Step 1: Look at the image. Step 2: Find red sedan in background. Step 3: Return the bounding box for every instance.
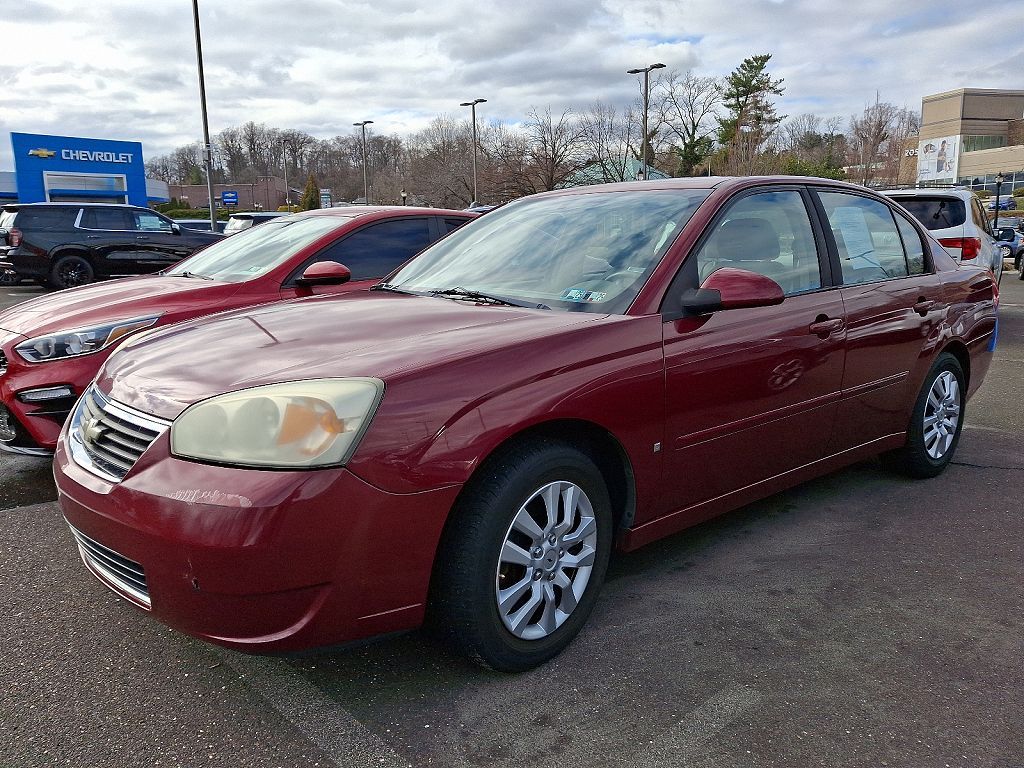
[0,206,475,453]
[53,177,997,671]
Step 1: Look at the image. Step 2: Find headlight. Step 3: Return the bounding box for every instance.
[15,316,160,362]
[170,378,384,469]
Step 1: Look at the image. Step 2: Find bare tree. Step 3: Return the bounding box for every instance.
[848,95,899,186]
[524,107,587,192]
[656,69,721,176]
[576,101,638,183]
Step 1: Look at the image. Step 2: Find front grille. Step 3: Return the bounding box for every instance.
[68,523,150,608]
[69,386,170,482]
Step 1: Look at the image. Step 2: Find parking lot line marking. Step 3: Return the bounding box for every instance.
[217,650,409,768]
[628,683,762,767]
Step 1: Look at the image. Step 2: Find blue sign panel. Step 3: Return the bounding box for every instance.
[221,190,238,205]
[11,132,147,206]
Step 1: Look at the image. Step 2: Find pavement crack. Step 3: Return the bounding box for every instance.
[950,460,1023,470]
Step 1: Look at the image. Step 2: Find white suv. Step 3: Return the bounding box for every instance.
[881,189,1001,280]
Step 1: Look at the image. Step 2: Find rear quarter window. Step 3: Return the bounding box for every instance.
[891,197,966,231]
[4,207,77,229]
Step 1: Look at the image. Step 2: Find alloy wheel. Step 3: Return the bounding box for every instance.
[495,480,598,641]
[923,370,960,459]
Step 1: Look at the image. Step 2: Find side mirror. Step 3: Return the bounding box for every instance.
[296,261,352,288]
[171,222,181,235]
[681,267,785,314]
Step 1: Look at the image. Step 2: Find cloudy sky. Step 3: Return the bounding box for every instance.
[1,0,1022,169]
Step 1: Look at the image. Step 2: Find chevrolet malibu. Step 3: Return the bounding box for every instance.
[0,206,474,454]
[54,177,997,671]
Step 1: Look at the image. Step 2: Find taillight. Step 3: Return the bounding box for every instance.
[8,228,21,247]
[938,236,980,260]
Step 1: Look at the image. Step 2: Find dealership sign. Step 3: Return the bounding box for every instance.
[11,132,147,206]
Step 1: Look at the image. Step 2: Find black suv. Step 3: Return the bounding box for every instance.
[0,203,223,290]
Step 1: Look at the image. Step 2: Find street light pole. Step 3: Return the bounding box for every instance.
[354,120,373,203]
[282,137,292,211]
[459,98,487,205]
[626,63,665,180]
[190,0,217,230]
[994,172,1005,232]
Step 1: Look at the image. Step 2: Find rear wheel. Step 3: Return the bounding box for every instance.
[50,255,94,290]
[882,353,965,478]
[431,440,613,671]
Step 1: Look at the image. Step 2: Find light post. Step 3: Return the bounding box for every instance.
[282,137,292,211]
[459,98,486,205]
[190,0,217,230]
[994,172,1005,232]
[354,120,373,203]
[626,63,665,180]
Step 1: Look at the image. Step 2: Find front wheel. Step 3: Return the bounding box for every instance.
[882,353,965,478]
[431,440,613,671]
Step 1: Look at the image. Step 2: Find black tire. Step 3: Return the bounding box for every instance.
[881,352,965,479]
[430,439,613,672]
[50,254,94,290]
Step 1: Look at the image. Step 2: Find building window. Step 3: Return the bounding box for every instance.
[962,135,1008,153]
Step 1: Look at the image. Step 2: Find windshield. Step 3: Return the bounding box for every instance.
[167,215,352,283]
[388,188,710,314]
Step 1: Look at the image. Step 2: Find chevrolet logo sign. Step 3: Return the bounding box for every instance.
[28,148,56,158]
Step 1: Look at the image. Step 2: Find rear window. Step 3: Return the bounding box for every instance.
[890,197,966,231]
[1,207,76,229]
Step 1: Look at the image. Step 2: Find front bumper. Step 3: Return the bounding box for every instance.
[54,430,461,651]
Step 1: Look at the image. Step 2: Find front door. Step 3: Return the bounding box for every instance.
[660,188,846,519]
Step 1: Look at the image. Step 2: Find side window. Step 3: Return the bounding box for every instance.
[971,199,990,234]
[443,217,470,234]
[818,192,909,285]
[314,218,431,281]
[134,211,173,232]
[82,208,132,231]
[694,190,821,296]
[894,212,926,275]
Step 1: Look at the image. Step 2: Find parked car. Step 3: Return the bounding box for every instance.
[223,211,286,235]
[54,177,997,671]
[0,260,15,286]
[985,194,1017,211]
[881,189,1002,280]
[173,218,227,233]
[0,203,224,290]
[994,226,1024,271]
[0,206,475,454]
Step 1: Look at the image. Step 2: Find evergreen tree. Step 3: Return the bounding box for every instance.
[300,174,320,211]
[718,54,785,174]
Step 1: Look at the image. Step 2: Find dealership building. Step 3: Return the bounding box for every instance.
[901,88,1024,193]
[0,132,169,206]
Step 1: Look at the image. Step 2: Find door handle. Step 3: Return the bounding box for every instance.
[85,235,101,239]
[808,317,844,337]
[913,298,935,316]
[136,236,150,241]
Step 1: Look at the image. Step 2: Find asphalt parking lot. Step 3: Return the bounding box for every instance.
[1,278,1022,767]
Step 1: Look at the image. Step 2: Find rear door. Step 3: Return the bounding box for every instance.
[812,188,945,452]
[129,209,193,271]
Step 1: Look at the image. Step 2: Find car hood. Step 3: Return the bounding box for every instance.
[98,292,604,420]
[0,276,238,338]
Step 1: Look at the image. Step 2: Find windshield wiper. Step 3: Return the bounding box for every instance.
[370,282,416,294]
[430,286,550,310]
[171,271,214,280]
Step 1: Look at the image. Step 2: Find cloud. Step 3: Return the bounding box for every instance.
[0,0,1022,169]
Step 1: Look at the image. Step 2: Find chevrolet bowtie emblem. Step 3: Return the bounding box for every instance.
[83,417,105,443]
[28,148,56,158]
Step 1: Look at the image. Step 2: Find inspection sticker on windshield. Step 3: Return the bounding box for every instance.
[561,288,607,303]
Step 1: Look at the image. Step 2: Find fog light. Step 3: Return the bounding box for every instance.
[16,385,76,403]
[0,406,16,442]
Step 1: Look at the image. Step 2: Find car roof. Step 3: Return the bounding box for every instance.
[297,205,476,218]
[880,188,975,201]
[0,201,145,208]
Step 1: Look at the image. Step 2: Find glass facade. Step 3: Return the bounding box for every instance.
[957,170,1024,194]
[962,135,1008,153]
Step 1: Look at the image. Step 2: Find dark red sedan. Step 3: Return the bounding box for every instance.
[0,207,474,453]
[53,178,997,671]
